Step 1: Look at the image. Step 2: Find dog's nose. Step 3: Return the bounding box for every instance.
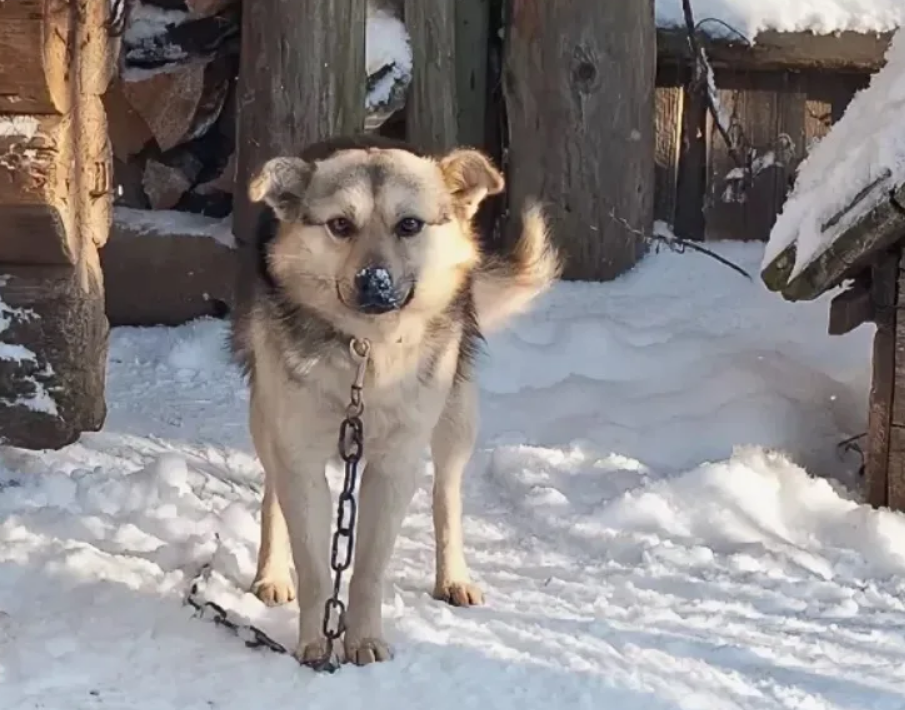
[355,266,398,314]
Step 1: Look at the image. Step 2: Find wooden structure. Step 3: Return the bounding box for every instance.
[655,29,891,243]
[503,0,655,281]
[763,178,905,512]
[0,0,117,449]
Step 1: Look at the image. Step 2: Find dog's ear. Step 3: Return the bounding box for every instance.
[439,149,505,220]
[248,157,314,222]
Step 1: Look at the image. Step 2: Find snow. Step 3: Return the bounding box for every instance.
[3,241,903,709]
[366,6,412,112]
[0,297,57,417]
[114,206,235,249]
[762,28,905,278]
[656,0,905,38]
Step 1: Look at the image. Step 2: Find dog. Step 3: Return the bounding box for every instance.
[230,134,561,666]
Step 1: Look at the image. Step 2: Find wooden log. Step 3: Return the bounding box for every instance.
[76,0,122,97]
[0,254,108,449]
[886,249,905,512]
[657,29,892,73]
[0,0,73,114]
[103,78,156,161]
[865,250,897,509]
[122,4,239,73]
[76,94,114,250]
[455,0,488,149]
[405,0,458,152]
[121,63,208,152]
[0,114,77,264]
[232,0,367,244]
[101,206,236,326]
[503,0,655,280]
[143,159,195,210]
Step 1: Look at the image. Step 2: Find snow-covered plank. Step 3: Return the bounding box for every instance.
[657,28,892,72]
[655,0,904,38]
[761,28,905,299]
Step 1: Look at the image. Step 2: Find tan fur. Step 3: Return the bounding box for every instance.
[237,140,560,666]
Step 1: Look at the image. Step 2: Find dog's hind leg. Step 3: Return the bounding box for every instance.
[430,379,483,607]
[249,395,296,606]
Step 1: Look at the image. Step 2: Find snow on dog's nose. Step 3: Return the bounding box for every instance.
[355,266,400,314]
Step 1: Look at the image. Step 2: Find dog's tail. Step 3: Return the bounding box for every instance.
[473,201,562,333]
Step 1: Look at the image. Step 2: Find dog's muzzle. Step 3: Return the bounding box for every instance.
[354,266,411,314]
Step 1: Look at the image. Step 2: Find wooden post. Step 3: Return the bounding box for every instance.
[0,0,116,449]
[455,0,489,149]
[404,0,458,153]
[232,0,367,244]
[503,0,656,280]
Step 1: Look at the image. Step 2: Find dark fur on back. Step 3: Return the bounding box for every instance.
[229,133,483,388]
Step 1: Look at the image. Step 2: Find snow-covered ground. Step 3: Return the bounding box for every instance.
[656,0,904,38]
[3,242,905,710]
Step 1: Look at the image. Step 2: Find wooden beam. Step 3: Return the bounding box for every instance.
[232,0,367,243]
[762,181,905,301]
[828,279,874,336]
[503,0,655,280]
[0,0,73,114]
[865,251,897,509]
[405,0,458,152]
[657,28,892,73]
[455,0,489,149]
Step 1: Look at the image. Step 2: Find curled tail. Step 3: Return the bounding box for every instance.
[473,201,562,333]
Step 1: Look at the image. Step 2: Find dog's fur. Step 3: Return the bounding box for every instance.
[230,134,561,666]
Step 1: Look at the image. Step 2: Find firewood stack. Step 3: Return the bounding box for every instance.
[107,0,412,218]
[0,0,120,449]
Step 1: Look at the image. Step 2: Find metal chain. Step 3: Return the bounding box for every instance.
[184,559,289,655]
[185,338,371,673]
[304,337,371,673]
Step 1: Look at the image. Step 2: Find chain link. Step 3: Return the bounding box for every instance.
[304,338,371,673]
[185,338,372,673]
[184,560,289,655]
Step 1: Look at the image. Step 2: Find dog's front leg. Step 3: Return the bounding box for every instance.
[343,441,423,665]
[271,437,339,665]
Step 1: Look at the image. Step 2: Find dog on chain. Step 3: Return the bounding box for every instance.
[230,134,561,666]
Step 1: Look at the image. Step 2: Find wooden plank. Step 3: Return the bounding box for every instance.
[762,182,905,300]
[673,66,707,240]
[657,29,892,73]
[888,249,905,512]
[865,251,898,509]
[704,71,784,242]
[0,0,73,114]
[828,279,874,336]
[503,0,655,280]
[455,0,489,149]
[232,0,366,243]
[888,426,905,512]
[654,83,683,226]
[405,0,458,152]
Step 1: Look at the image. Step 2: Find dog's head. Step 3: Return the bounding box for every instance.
[249,138,503,337]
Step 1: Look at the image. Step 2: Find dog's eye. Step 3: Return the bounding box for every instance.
[395,217,424,238]
[326,217,355,238]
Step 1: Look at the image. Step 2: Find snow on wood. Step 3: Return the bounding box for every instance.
[762,28,905,285]
[656,0,905,38]
[114,206,234,248]
[0,297,58,416]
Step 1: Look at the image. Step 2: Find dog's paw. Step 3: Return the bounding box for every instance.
[295,637,346,668]
[345,637,393,666]
[251,576,296,606]
[433,580,484,607]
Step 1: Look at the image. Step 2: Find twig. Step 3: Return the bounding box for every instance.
[608,211,753,281]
